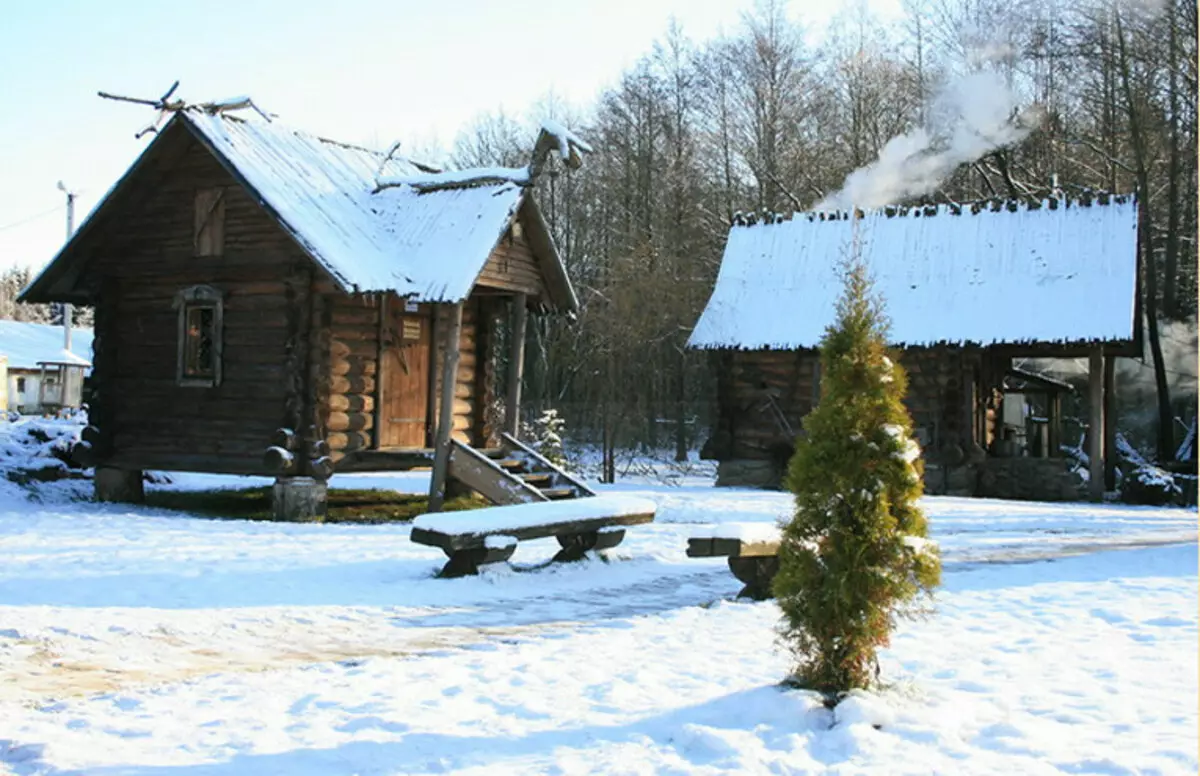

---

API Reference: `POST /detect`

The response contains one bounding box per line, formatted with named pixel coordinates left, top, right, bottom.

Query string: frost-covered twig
left=375, top=166, right=532, bottom=193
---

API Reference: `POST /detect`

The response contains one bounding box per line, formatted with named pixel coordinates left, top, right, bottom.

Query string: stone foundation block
left=272, top=477, right=328, bottom=522
left=95, top=467, right=145, bottom=504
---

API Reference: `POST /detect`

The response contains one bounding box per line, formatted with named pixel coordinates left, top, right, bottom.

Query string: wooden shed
left=688, top=196, right=1141, bottom=502
left=21, top=107, right=590, bottom=516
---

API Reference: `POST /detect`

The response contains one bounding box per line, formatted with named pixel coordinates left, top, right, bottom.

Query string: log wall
left=432, top=297, right=499, bottom=447
left=325, top=294, right=380, bottom=461
left=710, top=346, right=997, bottom=492
left=475, top=225, right=546, bottom=300
left=88, top=134, right=309, bottom=475
left=321, top=293, right=499, bottom=461
left=73, top=128, right=512, bottom=475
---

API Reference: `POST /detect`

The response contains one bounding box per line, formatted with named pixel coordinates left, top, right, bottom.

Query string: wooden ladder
left=447, top=432, right=597, bottom=506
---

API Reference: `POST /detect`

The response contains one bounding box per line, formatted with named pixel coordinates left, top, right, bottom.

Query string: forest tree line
left=448, top=0, right=1197, bottom=463
left=0, top=0, right=1194, bottom=462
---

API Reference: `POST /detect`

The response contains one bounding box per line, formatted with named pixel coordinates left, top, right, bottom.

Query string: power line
left=0, top=204, right=65, bottom=232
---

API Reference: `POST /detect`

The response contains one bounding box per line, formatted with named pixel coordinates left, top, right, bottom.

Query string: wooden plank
left=686, top=536, right=781, bottom=558
left=428, top=302, right=463, bottom=512
left=505, top=293, right=527, bottom=436
left=447, top=443, right=546, bottom=505
left=334, top=448, right=435, bottom=473
left=374, top=294, right=386, bottom=449
left=1089, top=347, right=1104, bottom=501
left=411, top=511, right=656, bottom=552
left=1103, top=354, right=1117, bottom=490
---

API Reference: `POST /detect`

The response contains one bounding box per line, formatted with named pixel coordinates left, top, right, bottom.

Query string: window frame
left=174, top=285, right=224, bottom=388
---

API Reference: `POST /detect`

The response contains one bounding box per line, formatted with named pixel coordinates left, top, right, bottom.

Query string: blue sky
left=0, top=0, right=901, bottom=274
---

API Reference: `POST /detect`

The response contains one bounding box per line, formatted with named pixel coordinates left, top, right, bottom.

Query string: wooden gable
left=470, top=198, right=577, bottom=313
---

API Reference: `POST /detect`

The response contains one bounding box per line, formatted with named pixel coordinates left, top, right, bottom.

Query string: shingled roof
left=22, top=111, right=579, bottom=312
left=687, top=196, right=1139, bottom=350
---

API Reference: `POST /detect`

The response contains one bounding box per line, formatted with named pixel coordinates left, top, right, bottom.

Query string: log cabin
left=688, top=195, right=1141, bottom=502
left=20, top=106, right=590, bottom=517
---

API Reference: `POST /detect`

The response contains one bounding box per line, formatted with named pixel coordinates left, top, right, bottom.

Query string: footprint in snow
left=1089, top=608, right=1129, bottom=624
left=1142, top=616, right=1193, bottom=628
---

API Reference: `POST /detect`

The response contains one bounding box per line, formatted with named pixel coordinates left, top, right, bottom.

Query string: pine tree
left=773, top=251, right=941, bottom=698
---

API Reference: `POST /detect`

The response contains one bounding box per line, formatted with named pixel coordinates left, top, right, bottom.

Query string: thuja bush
left=773, top=258, right=941, bottom=698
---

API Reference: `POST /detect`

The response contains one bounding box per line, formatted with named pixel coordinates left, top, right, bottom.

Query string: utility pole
left=56, top=181, right=76, bottom=350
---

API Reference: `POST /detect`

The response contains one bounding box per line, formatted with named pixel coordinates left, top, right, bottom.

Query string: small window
left=174, top=285, right=223, bottom=386
left=194, top=188, right=226, bottom=256
left=16, top=377, right=25, bottom=393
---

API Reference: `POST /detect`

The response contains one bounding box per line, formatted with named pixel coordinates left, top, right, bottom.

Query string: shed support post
left=1103, top=355, right=1117, bottom=491
left=271, top=476, right=327, bottom=522
left=38, top=364, right=46, bottom=412
left=1049, top=393, right=1062, bottom=457
left=505, top=293, right=527, bottom=438
left=373, top=294, right=387, bottom=450
left=1088, top=348, right=1105, bottom=501
left=429, top=303, right=464, bottom=512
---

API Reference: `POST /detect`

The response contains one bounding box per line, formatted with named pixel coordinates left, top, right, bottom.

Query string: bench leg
left=439, top=544, right=517, bottom=578
left=728, top=556, right=780, bottom=600
left=552, top=528, right=625, bottom=563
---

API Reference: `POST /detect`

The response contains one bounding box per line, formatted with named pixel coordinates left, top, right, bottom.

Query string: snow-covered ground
left=0, top=465, right=1196, bottom=775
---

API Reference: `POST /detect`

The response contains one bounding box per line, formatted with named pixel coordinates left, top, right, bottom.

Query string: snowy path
left=0, top=476, right=1196, bottom=774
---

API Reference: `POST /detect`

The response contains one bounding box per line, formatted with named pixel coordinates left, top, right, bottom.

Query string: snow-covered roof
left=185, top=113, right=564, bottom=305
left=24, top=111, right=578, bottom=311
left=0, top=321, right=93, bottom=371
left=688, top=197, right=1139, bottom=350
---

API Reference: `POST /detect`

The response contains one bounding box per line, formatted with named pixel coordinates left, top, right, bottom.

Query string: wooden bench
left=411, top=495, right=657, bottom=577
left=687, top=525, right=782, bottom=600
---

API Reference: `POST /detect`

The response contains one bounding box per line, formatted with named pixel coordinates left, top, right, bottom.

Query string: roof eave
left=19, top=115, right=195, bottom=305
left=518, top=195, right=579, bottom=314
left=178, top=113, right=355, bottom=296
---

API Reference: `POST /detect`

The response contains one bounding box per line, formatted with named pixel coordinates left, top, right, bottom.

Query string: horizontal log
left=108, top=378, right=287, bottom=401
left=309, top=456, right=335, bottom=480
left=263, top=446, right=297, bottom=473
left=330, top=374, right=376, bottom=394
left=328, top=430, right=372, bottom=452
left=328, top=394, right=375, bottom=413
left=327, top=411, right=374, bottom=432
left=330, top=339, right=376, bottom=359
left=111, top=400, right=285, bottom=421
left=328, top=324, right=380, bottom=342
left=104, top=452, right=269, bottom=476
left=330, top=307, right=379, bottom=326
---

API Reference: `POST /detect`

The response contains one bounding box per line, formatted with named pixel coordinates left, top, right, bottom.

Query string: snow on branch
left=529, top=121, right=593, bottom=179
left=375, top=166, right=532, bottom=194
left=374, top=122, right=593, bottom=194
left=98, top=81, right=274, bottom=138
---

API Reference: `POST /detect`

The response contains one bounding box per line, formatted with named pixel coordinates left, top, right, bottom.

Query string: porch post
left=429, top=302, right=464, bottom=512
left=505, top=292, right=527, bottom=437
left=38, top=364, right=46, bottom=411
left=1048, top=392, right=1062, bottom=457
left=1088, top=347, right=1105, bottom=501
left=373, top=294, right=387, bottom=450
left=1103, top=354, right=1117, bottom=491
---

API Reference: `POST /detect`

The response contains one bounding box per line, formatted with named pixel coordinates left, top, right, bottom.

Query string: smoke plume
left=815, top=70, right=1042, bottom=212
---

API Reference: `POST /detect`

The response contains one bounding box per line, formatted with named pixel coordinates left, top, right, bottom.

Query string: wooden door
left=381, top=305, right=431, bottom=448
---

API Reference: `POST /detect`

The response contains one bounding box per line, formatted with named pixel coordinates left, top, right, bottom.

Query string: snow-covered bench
left=410, top=495, right=657, bottom=577
left=686, top=523, right=782, bottom=600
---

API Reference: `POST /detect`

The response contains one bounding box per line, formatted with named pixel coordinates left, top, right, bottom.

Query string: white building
left=0, top=320, right=94, bottom=414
